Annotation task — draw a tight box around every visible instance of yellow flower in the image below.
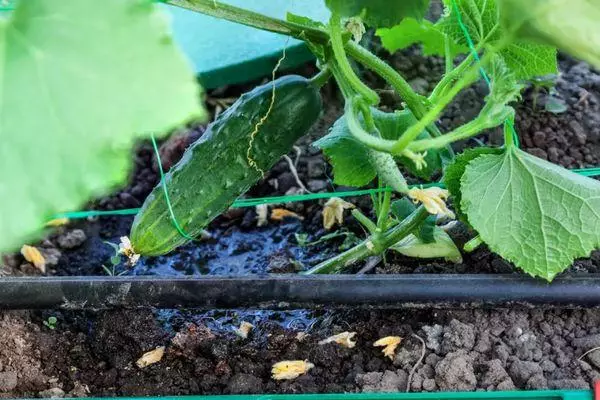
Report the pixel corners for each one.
[271,360,314,380]
[136,346,165,369]
[118,236,140,266]
[45,217,69,227]
[323,197,355,230]
[234,322,254,339]
[408,187,455,219]
[373,336,403,360]
[318,331,357,348]
[20,245,46,273]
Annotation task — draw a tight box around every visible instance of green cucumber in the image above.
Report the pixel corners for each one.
[131,75,322,255]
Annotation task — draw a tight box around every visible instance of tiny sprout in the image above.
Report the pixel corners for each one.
[43,316,58,330]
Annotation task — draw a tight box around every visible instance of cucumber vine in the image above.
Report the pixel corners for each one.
[165,0,600,280]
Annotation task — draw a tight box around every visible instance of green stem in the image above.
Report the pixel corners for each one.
[463,235,483,253]
[310,66,332,89]
[429,52,474,104]
[376,190,391,230]
[390,53,489,155]
[166,0,328,43]
[503,116,516,149]
[304,207,428,274]
[352,209,378,234]
[408,116,486,152]
[346,98,396,152]
[444,36,453,75]
[328,10,379,105]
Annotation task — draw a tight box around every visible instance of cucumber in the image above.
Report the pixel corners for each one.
[131,75,322,255]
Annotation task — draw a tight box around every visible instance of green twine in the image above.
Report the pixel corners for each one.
[449,0,520,148]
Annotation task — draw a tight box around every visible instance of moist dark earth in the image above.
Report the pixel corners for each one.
[2,39,600,396]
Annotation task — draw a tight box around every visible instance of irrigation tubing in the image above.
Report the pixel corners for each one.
[4,274,600,310]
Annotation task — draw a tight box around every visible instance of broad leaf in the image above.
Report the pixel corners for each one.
[461,148,600,281]
[324,0,430,28]
[391,227,462,263]
[437,0,557,80]
[443,146,502,223]
[0,0,204,252]
[498,0,600,69]
[377,18,467,56]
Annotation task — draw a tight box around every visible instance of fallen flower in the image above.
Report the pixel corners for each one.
[20,245,46,273]
[136,346,165,368]
[45,217,69,227]
[323,197,355,230]
[271,208,303,221]
[318,331,357,348]
[408,187,455,219]
[118,236,140,266]
[234,321,254,339]
[373,336,403,360]
[256,204,268,227]
[272,360,314,380]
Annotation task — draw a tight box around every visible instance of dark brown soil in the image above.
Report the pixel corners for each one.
[4,307,600,397]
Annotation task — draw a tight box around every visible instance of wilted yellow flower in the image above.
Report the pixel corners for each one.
[20,245,46,273]
[408,187,455,219]
[271,360,314,380]
[323,197,355,230]
[45,217,69,227]
[234,321,254,339]
[346,17,366,42]
[318,331,357,348]
[373,336,403,360]
[271,208,303,221]
[118,236,140,266]
[136,346,165,368]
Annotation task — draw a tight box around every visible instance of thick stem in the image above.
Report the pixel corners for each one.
[429,53,474,104]
[304,207,429,274]
[346,98,396,152]
[408,116,486,152]
[328,11,379,105]
[310,66,332,89]
[166,0,328,43]
[352,209,378,234]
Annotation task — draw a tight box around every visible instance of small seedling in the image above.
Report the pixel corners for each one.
[43,316,58,330]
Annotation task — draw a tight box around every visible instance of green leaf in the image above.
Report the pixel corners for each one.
[461,148,600,281]
[498,0,600,70]
[314,116,377,187]
[437,0,557,80]
[0,0,203,252]
[377,18,467,56]
[391,227,462,262]
[479,55,523,123]
[443,146,502,223]
[324,0,430,28]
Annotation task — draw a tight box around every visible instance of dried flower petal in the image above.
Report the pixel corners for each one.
[234,321,254,339]
[45,218,69,227]
[318,331,357,348]
[408,187,455,219]
[271,208,303,221]
[136,346,165,368]
[256,204,268,227]
[346,17,366,42]
[118,236,140,266]
[373,336,403,360]
[20,245,46,273]
[323,197,355,230]
[271,360,314,380]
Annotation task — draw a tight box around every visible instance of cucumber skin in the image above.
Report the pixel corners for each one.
[131,75,322,255]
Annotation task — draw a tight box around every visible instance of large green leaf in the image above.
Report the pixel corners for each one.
[498,0,600,70]
[377,18,467,56]
[0,0,204,252]
[461,148,600,281]
[324,0,430,28]
[437,0,557,80]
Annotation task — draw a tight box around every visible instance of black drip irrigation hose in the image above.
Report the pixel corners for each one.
[3,274,600,310]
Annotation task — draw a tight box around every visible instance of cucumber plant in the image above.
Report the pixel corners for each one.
[156,0,600,281]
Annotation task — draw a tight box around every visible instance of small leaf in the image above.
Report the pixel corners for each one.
[318,331,357,348]
[461,147,600,281]
[544,96,567,114]
[437,0,557,80]
[377,18,466,56]
[324,0,430,28]
[443,147,503,223]
[391,227,462,263]
[373,336,402,360]
[498,0,600,70]
[271,360,315,380]
[136,346,165,369]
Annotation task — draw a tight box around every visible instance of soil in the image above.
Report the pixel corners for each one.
[1,25,600,398]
